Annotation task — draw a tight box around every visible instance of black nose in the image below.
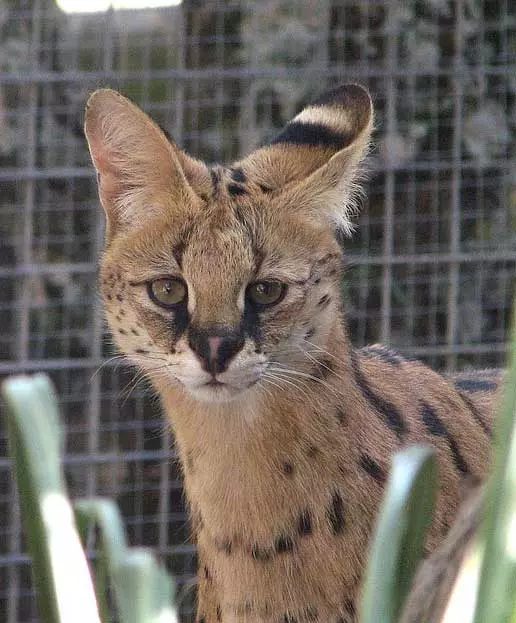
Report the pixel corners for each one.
[188,326,245,375]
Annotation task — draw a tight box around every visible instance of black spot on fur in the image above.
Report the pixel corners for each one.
[118,328,127,335]
[344,599,356,616]
[327,492,345,534]
[317,294,331,308]
[305,327,315,339]
[307,445,320,459]
[228,183,248,197]
[134,348,149,355]
[297,509,312,535]
[275,535,294,553]
[283,461,294,476]
[251,545,272,562]
[351,350,406,439]
[420,401,469,475]
[216,605,222,621]
[259,183,273,193]
[283,614,297,623]
[271,121,352,150]
[106,294,112,300]
[131,328,139,336]
[230,167,246,183]
[360,454,386,484]
[119,309,126,316]
[116,294,123,302]
[454,379,498,393]
[311,357,334,380]
[336,408,347,425]
[217,540,232,555]
[203,566,211,580]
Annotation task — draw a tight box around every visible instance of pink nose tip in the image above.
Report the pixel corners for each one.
[207,336,223,364]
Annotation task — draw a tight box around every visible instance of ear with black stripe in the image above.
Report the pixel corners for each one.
[238,84,373,234]
[84,89,210,241]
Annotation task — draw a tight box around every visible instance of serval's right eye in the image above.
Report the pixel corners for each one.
[147,277,187,309]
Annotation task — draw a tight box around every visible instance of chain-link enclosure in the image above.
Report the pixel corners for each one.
[0,0,515,621]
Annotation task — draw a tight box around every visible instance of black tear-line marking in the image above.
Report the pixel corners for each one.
[351,350,406,439]
[420,401,469,475]
[457,390,492,438]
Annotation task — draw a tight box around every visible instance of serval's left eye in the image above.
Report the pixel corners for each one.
[246,280,287,308]
[147,277,187,308]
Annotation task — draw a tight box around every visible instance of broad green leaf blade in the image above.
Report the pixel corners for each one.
[2,374,100,623]
[75,499,177,623]
[114,548,178,623]
[360,445,437,623]
[473,306,516,623]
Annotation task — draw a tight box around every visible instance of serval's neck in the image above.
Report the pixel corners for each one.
[155,317,356,525]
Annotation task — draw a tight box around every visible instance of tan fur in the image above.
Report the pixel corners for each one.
[85,84,499,622]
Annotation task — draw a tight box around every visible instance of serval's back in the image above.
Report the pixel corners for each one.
[84,84,499,622]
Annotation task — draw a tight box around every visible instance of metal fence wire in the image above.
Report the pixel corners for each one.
[0,0,515,621]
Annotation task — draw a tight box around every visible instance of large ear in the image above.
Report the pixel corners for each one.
[84,89,211,240]
[237,84,373,234]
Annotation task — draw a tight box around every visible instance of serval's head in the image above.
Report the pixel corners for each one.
[85,84,373,403]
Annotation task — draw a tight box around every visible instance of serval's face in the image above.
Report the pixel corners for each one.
[86,85,373,402]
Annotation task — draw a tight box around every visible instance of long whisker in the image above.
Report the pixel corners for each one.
[262,369,318,405]
[90,354,129,383]
[268,362,342,401]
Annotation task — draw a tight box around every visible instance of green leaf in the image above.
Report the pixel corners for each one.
[2,374,100,623]
[75,499,177,623]
[473,304,516,623]
[360,445,437,623]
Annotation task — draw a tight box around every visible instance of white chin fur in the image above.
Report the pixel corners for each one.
[187,382,250,404]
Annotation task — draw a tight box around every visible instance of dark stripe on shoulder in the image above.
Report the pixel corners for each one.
[360,345,406,365]
[227,183,248,197]
[457,390,492,438]
[359,454,387,484]
[454,379,498,393]
[351,350,406,439]
[210,167,221,198]
[420,401,469,475]
[271,121,352,149]
[327,491,345,534]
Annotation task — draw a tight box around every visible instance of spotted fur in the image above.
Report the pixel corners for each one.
[85,85,500,622]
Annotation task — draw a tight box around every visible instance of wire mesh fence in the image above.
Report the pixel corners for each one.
[0,0,514,621]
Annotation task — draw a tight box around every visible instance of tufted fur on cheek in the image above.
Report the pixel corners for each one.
[84,89,210,242]
[236,84,374,235]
